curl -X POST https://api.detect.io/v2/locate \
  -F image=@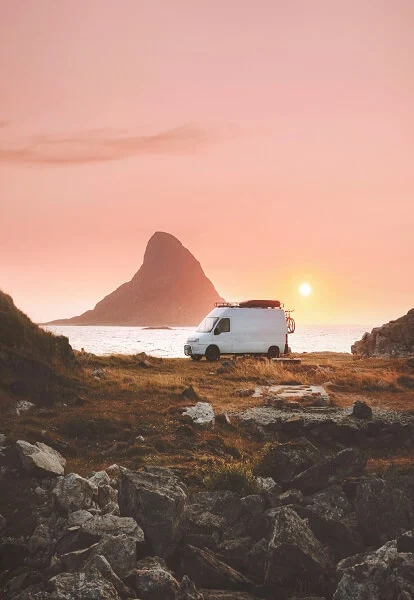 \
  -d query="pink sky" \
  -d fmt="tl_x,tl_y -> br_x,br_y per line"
1,0 -> 413,325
